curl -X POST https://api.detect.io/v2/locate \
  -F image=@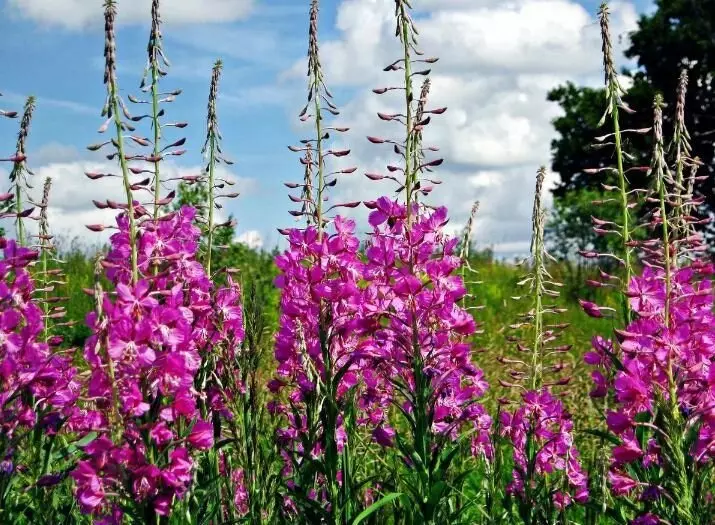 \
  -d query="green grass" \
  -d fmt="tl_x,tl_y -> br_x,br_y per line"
54,242 -> 611,433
